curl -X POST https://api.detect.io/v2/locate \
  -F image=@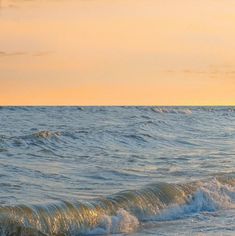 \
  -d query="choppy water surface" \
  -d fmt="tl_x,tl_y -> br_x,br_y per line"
0,107 -> 235,235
